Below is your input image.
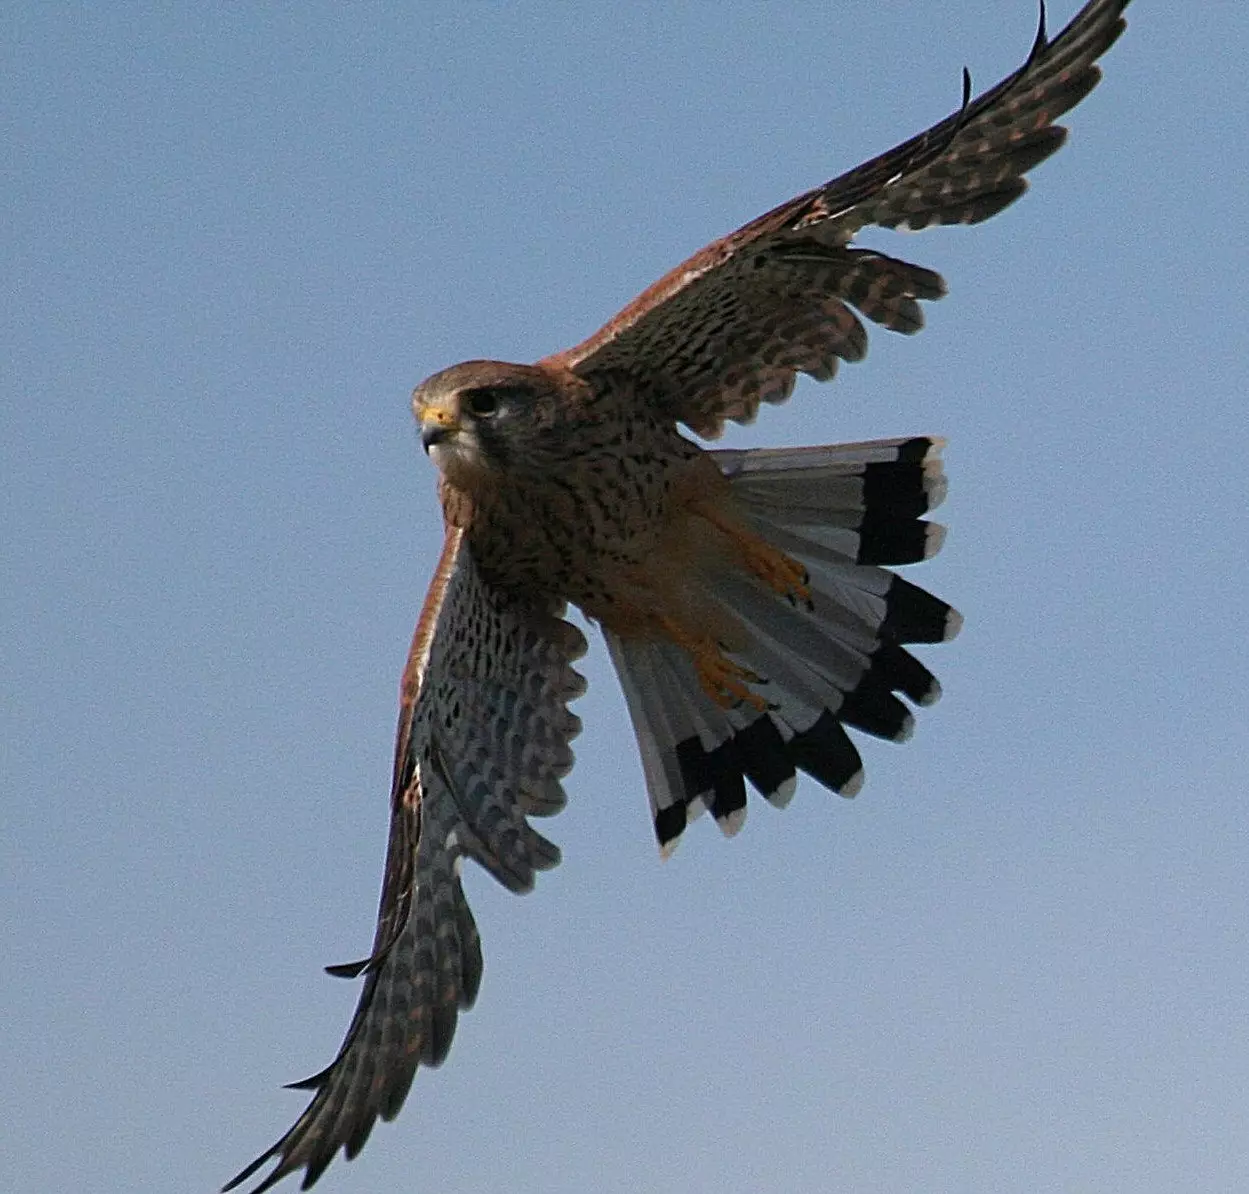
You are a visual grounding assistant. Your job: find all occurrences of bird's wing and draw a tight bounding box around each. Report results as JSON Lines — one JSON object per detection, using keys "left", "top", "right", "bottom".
{"left": 543, "top": 0, "right": 1129, "bottom": 438}
{"left": 225, "top": 526, "right": 587, "bottom": 1194}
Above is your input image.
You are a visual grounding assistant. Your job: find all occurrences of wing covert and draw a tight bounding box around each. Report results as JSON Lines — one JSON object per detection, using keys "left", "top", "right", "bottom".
{"left": 545, "top": 0, "right": 1129, "bottom": 438}
{"left": 225, "top": 528, "right": 587, "bottom": 1194}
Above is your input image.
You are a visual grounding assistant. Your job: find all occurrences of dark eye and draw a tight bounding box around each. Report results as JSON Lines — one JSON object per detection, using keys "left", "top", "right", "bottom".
{"left": 462, "top": 385, "right": 530, "bottom": 419}
{"left": 464, "top": 388, "right": 501, "bottom": 417}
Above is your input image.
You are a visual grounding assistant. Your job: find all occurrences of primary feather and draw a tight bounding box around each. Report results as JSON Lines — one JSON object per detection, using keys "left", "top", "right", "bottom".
{"left": 227, "top": 4, "right": 1131, "bottom": 1190}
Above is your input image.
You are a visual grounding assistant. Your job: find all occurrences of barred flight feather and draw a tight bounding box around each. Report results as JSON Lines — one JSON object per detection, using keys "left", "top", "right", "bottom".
{"left": 606, "top": 436, "right": 960, "bottom": 854}
{"left": 229, "top": 4, "right": 1130, "bottom": 1190}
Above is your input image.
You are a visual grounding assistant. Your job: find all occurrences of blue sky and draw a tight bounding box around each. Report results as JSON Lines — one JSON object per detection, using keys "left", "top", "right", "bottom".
{"left": 5, "top": 4, "right": 1248, "bottom": 1192}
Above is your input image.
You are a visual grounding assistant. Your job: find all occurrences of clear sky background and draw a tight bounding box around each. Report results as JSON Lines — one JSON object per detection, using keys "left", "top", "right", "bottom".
{"left": 5, "top": 4, "right": 1248, "bottom": 1192}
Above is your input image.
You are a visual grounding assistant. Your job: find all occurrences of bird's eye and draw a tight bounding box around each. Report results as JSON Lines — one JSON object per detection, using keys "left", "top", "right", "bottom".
{"left": 462, "top": 385, "right": 531, "bottom": 418}
{"left": 464, "top": 389, "right": 500, "bottom": 417}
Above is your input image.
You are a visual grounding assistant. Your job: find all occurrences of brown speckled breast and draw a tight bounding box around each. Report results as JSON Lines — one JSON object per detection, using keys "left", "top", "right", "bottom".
{"left": 452, "top": 375, "right": 720, "bottom": 624}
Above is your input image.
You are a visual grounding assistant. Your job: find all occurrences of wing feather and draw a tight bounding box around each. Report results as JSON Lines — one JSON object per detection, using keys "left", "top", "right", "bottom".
{"left": 224, "top": 528, "right": 586, "bottom": 1194}
{"left": 544, "top": 0, "right": 1130, "bottom": 437}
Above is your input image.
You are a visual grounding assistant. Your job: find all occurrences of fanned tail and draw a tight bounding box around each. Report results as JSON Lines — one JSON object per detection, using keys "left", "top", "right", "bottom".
{"left": 605, "top": 436, "right": 960, "bottom": 855}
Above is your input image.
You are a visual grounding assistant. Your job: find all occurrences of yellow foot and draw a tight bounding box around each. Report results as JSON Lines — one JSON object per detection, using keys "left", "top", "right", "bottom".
{"left": 691, "top": 499, "right": 813, "bottom": 609}
{"left": 655, "top": 615, "right": 769, "bottom": 712}
{"left": 744, "top": 540, "right": 813, "bottom": 610}
{"left": 695, "top": 651, "right": 769, "bottom": 712}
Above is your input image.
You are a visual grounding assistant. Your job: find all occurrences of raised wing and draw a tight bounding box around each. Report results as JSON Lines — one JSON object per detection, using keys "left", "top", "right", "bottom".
{"left": 544, "top": 0, "right": 1129, "bottom": 438}
{"left": 225, "top": 528, "right": 587, "bottom": 1193}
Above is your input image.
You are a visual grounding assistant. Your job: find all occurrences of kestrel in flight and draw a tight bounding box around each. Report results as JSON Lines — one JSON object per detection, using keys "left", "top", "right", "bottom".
{"left": 228, "top": 2, "right": 1130, "bottom": 1189}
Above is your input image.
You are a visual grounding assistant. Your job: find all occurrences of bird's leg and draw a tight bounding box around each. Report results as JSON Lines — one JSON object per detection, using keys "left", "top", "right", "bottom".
{"left": 653, "top": 614, "right": 768, "bottom": 712}
{"left": 691, "top": 501, "right": 814, "bottom": 610}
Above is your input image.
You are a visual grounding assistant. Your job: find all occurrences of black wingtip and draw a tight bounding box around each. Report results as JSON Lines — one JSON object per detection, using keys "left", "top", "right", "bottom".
{"left": 325, "top": 922, "right": 407, "bottom": 977}
{"left": 324, "top": 958, "right": 369, "bottom": 979}
{"left": 301, "top": 1152, "right": 334, "bottom": 1189}
{"left": 282, "top": 1061, "right": 333, "bottom": 1091}
{"left": 222, "top": 1146, "right": 278, "bottom": 1193}
{"left": 1030, "top": 0, "right": 1051, "bottom": 64}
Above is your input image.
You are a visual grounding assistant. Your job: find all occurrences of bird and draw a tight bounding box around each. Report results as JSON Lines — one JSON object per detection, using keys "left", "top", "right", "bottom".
{"left": 226, "top": 2, "right": 1130, "bottom": 1189}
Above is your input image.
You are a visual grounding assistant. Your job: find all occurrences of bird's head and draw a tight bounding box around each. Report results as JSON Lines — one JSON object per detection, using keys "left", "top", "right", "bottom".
{"left": 411, "top": 360, "right": 585, "bottom": 489}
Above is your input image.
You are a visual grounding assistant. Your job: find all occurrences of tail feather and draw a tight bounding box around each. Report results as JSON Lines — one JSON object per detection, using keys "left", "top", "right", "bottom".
{"left": 662, "top": 658, "right": 749, "bottom": 835}
{"left": 606, "top": 435, "right": 960, "bottom": 855}
{"left": 605, "top": 637, "right": 688, "bottom": 823}
{"left": 723, "top": 435, "right": 949, "bottom": 563}
{"left": 717, "top": 570, "right": 917, "bottom": 746}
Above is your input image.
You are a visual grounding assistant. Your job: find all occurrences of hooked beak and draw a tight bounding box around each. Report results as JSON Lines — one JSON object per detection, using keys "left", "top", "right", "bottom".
{"left": 420, "top": 423, "right": 451, "bottom": 452}
{"left": 418, "top": 405, "right": 460, "bottom": 454}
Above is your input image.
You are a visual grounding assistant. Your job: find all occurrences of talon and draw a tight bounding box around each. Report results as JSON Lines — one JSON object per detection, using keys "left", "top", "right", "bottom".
{"left": 750, "top": 547, "right": 812, "bottom": 608}
{"left": 691, "top": 499, "right": 813, "bottom": 608}
{"left": 654, "top": 613, "right": 769, "bottom": 712}
{"left": 695, "top": 651, "right": 768, "bottom": 712}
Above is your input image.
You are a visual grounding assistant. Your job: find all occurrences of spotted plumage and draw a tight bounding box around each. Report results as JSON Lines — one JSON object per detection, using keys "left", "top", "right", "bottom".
{"left": 227, "top": 3, "right": 1130, "bottom": 1190}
